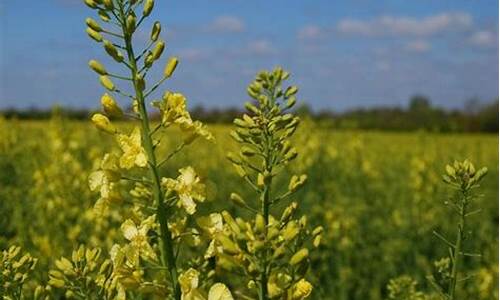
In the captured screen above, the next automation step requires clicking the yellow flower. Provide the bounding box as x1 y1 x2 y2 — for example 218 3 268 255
120 216 157 264
179 268 204 300
88 154 121 214
116 127 148 169
208 283 234 300
179 119 215 144
162 167 205 215
160 91 189 125
292 279 313 299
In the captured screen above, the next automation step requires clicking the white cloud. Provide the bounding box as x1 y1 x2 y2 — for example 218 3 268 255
468 30 497 48
208 15 245 33
246 40 276 55
337 12 472 37
297 25 323 40
405 40 431 53
180 48 209 62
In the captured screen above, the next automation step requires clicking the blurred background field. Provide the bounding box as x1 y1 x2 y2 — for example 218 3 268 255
0 115 497 299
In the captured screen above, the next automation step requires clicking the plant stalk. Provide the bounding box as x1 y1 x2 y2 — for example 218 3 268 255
448 189 468 300
118 4 181 299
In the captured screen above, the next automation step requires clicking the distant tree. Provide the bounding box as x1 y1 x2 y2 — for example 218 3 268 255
409 94 431 113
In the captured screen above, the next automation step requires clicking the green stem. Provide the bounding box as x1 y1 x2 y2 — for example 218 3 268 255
117 4 181 300
448 190 467 300
258 114 275 300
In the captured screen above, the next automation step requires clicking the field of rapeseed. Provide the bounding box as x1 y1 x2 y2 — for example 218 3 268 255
0 116 497 299
1 1 497 299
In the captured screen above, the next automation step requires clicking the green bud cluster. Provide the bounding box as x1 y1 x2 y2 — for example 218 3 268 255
427 160 488 300
48 245 122 299
219 68 319 300
0 246 38 298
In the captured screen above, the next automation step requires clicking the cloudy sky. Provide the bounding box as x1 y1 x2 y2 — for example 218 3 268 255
0 0 498 111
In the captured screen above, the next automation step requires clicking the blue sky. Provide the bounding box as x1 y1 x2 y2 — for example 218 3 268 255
0 0 498 111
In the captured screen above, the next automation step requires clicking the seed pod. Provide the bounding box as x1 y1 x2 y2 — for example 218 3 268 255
103 0 114 10
88 60 107 75
101 93 123 118
86 18 102 32
84 0 98 9
99 75 115 91
126 13 137 34
86 28 103 42
152 40 165 60
289 248 308 266
150 22 161 41
98 10 111 22
164 57 179 78
92 113 116 134
143 0 154 16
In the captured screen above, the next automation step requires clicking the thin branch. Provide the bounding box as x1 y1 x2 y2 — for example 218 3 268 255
433 230 456 249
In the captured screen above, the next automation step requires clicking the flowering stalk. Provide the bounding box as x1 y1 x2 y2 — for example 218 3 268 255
429 160 488 300
218 68 321 300
113 3 181 299
82 0 217 298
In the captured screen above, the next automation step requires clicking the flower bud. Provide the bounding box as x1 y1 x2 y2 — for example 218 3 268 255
143 0 154 17
98 10 111 22
290 248 308 266
103 40 124 62
288 174 307 192
92 113 116 134
86 18 102 32
285 86 298 98
88 59 107 75
101 93 123 118
144 52 154 68
86 28 103 42
286 97 297 108
99 76 115 91
136 74 145 91
84 0 98 9
221 211 241 236
152 41 165 60
240 146 256 157
229 193 247 208
126 13 137 34
216 234 240 255
280 202 297 224
103 0 114 9
255 214 265 234
292 279 312 300
151 22 161 41
164 57 179 78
